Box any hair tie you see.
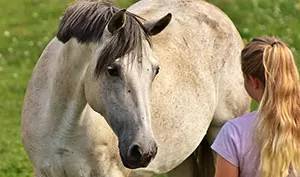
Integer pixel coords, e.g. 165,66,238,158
271,41,278,47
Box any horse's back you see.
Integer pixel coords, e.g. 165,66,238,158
128,0,250,175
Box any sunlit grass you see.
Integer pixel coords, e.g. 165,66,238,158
209,0,300,66
0,0,299,176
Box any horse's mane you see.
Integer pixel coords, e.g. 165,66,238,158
56,1,152,77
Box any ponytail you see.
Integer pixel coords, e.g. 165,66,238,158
241,36,300,177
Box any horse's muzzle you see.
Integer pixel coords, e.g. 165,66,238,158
120,141,158,169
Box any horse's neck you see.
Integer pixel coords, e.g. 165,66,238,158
46,38,91,129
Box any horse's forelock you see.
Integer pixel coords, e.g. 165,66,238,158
56,1,152,78
95,13,152,77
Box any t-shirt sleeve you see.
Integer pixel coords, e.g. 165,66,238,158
211,122,240,167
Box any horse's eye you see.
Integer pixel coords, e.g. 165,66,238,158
155,66,160,75
107,66,119,77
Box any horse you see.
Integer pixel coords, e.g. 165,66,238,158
21,1,171,176
21,0,250,177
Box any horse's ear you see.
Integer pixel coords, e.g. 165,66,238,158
108,9,127,34
144,13,172,36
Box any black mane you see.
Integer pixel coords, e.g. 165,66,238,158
57,1,152,77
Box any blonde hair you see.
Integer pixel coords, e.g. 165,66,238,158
241,36,300,177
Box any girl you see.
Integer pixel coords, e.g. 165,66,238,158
211,36,300,177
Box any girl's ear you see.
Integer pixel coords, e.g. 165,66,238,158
248,75,260,89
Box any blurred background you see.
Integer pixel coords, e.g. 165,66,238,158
0,0,299,176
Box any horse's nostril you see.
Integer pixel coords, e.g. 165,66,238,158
124,142,157,168
128,144,142,161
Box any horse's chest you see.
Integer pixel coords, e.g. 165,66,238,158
38,148,94,177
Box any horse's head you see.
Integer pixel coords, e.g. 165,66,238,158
57,2,171,169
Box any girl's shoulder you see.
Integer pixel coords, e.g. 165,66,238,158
217,111,258,142
211,111,258,167
211,111,258,166
227,111,257,130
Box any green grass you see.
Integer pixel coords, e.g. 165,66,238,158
0,0,299,176
209,0,300,65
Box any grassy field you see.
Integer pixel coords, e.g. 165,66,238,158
0,0,299,176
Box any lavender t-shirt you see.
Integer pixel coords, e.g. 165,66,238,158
211,111,260,177
211,111,297,177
